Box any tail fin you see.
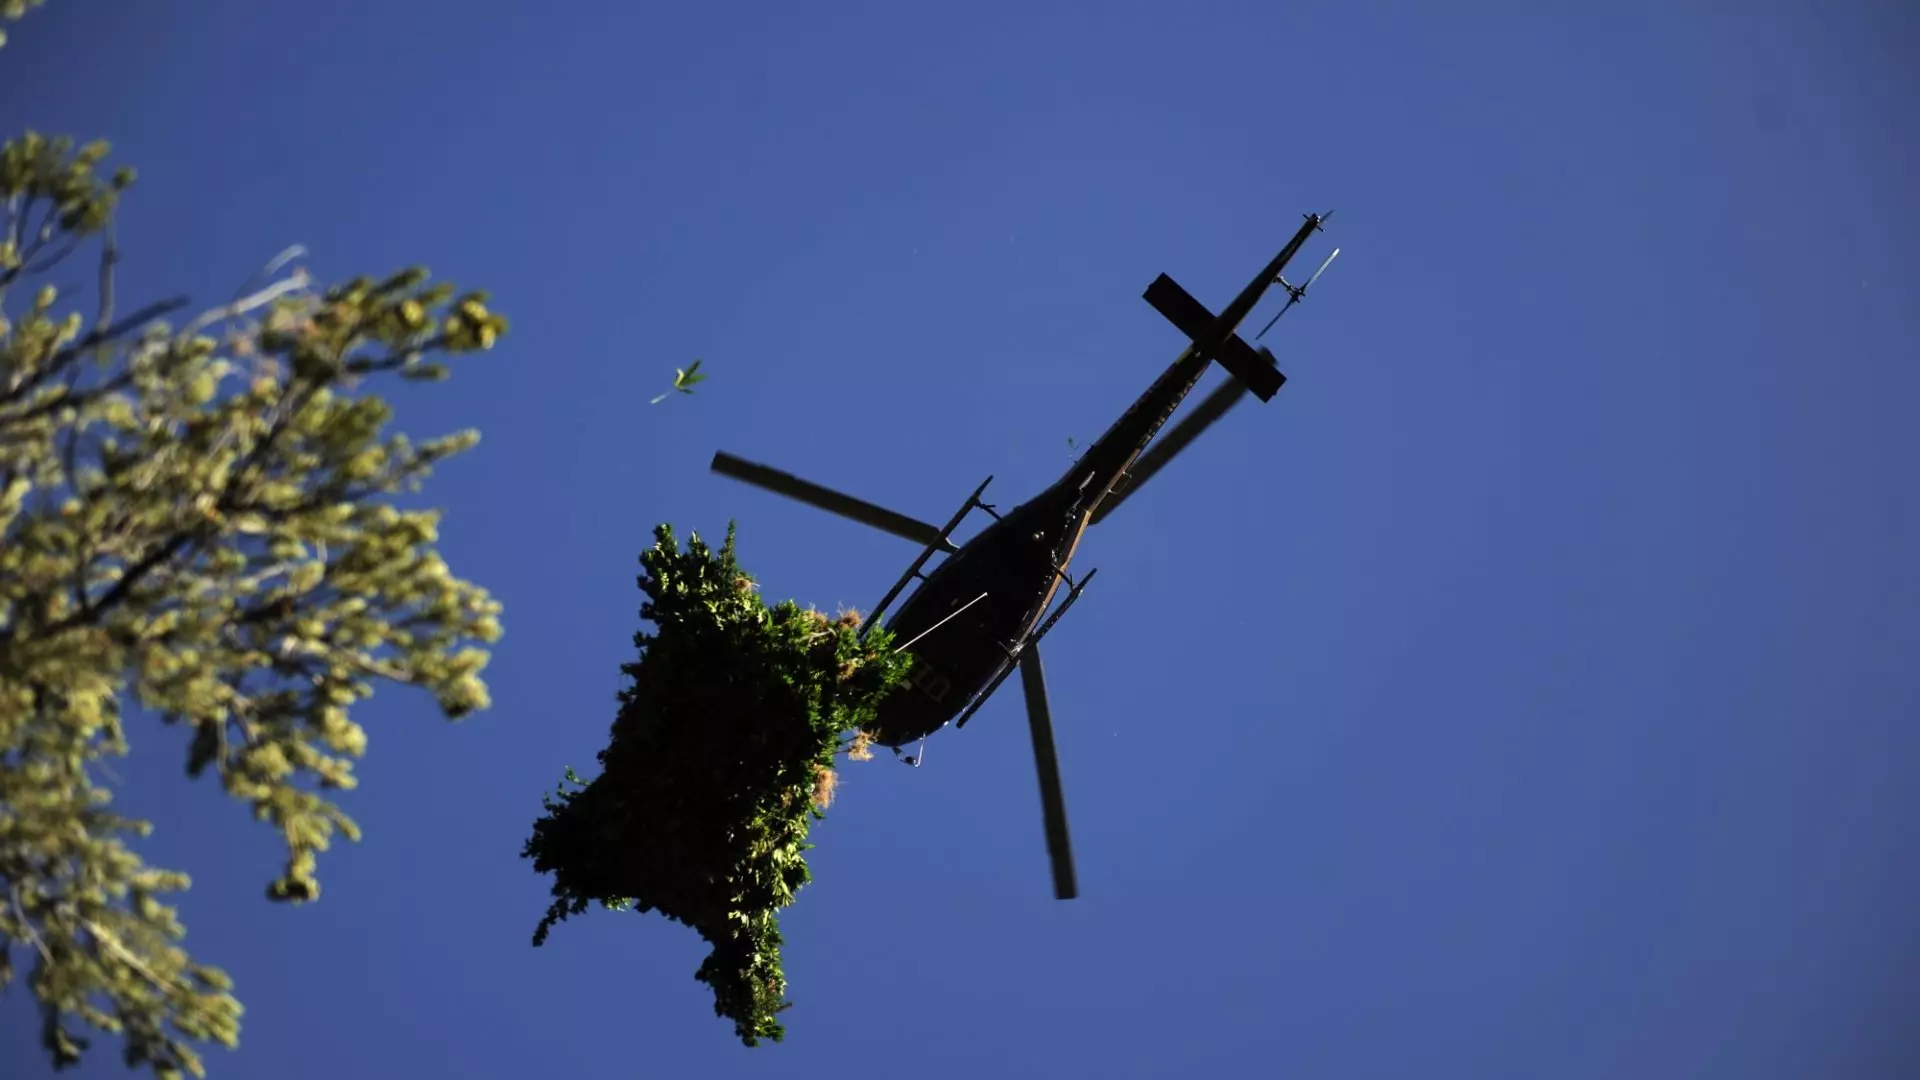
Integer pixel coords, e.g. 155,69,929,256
1142,273,1286,401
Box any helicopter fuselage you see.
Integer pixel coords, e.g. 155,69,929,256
869,344,1221,747
869,485,1084,747
858,212,1331,748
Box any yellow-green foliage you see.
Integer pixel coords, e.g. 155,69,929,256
0,1,49,50
0,132,506,1078
524,524,912,1047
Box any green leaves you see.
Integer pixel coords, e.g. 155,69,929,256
0,0,48,50
648,356,705,404
2,129,506,1076
522,524,911,1046
0,131,131,268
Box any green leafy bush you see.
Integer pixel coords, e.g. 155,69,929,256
523,523,911,1045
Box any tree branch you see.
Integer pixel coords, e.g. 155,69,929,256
61,419,91,615
84,918,192,998
8,347,326,648
9,885,53,968
0,198,59,291
0,194,42,290
3,193,23,258
178,273,309,341
0,295,190,411
19,232,82,277
31,530,199,642
94,223,118,336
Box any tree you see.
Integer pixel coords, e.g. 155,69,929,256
0,1,49,50
0,130,508,1077
523,524,912,1046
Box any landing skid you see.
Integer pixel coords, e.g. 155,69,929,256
859,475,995,641
894,558,1096,769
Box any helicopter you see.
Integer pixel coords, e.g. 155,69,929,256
710,211,1340,902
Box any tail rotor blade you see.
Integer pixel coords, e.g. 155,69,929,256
1253,297,1296,341
710,451,956,551
1019,646,1078,901
1254,247,1339,342
1301,247,1341,293
1091,376,1249,525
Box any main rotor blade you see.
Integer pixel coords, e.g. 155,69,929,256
711,451,956,551
1019,645,1078,901
1090,375,1249,525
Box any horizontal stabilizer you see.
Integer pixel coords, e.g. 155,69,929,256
1143,272,1214,340
1142,273,1286,402
1219,339,1285,402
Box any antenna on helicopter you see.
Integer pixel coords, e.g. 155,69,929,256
1254,246,1340,341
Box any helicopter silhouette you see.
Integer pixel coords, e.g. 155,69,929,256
710,211,1340,902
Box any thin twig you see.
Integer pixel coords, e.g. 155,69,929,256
19,232,82,276
4,193,22,254
217,670,262,751
5,199,56,283
61,419,90,614
179,273,310,341
9,886,53,967
0,295,190,410
94,222,118,336
233,244,307,303
0,195,44,289
84,918,192,997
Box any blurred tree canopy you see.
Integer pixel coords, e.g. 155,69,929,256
0,128,507,1077
524,524,912,1046
0,1,48,50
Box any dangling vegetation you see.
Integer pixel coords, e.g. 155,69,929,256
522,523,911,1046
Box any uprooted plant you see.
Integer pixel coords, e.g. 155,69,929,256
522,523,910,1046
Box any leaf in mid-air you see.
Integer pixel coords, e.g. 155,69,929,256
651,357,707,404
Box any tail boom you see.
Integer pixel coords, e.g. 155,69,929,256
1138,211,1327,402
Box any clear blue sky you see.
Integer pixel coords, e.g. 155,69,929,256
5,3,1917,1077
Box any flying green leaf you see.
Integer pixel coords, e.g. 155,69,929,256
649,357,707,404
